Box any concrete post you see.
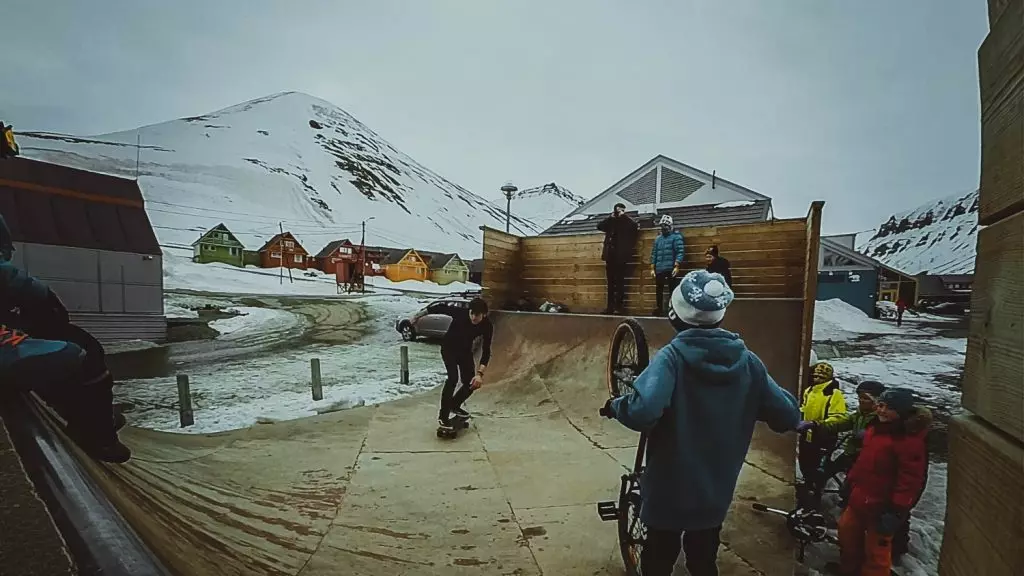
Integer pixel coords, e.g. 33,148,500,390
400,345,409,385
176,374,194,428
311,358,323,401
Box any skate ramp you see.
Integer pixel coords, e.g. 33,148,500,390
58,309,800,576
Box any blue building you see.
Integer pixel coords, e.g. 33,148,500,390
818,234,918,317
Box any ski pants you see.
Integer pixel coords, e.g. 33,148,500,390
798,436,830,507
838,505,893,576
604,260,627,311
641,525,722,576
653,272,680,314
0,325,86,398
439,347,475,420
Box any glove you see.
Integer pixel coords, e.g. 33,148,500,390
599,398,615,419
46,289,70,325
796,420,817,433
876,510,904,537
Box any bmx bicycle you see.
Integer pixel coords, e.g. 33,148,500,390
595,318,650,576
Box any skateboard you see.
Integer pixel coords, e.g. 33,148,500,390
436,415,469,439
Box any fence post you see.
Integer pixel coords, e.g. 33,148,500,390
177,374,194,428
400,345,409,385
311,358,323,401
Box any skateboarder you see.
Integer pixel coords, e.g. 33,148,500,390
414,297,492,431
600,270,801,576
0,214,130,463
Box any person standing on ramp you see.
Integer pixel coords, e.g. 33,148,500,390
599,270,801,576
597,202,638,315
415,297,493,431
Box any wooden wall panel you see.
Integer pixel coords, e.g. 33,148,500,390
962,210,1024,442
939,415,1024,576
480,227,524,308
799,202,824,391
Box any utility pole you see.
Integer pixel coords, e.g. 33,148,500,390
358,217,375,293
501,182,518,233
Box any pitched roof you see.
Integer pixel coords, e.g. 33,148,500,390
257,231,308,254
915,274,949,297
468,258,484,274
820,237,916,280
421,252,460,271
381,248,414,265
315,239,353,259
542,200,771,236
191,223,244,247
0,156,160,255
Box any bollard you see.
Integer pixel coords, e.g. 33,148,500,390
177,374,194,428
400,345,409,385
311,358,323,401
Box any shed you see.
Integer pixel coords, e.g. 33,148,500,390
192,223,245,267
0,156,165,343
818,235,918,316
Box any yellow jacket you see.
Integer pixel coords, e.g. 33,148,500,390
800,380,847,441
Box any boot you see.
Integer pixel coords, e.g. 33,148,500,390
65,372,131,464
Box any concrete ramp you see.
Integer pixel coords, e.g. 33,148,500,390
74,311,798,575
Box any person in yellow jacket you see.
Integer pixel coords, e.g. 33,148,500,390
795,361,848,508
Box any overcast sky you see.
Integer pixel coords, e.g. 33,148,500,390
2,1,987,234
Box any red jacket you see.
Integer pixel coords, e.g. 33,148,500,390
846,407,931,515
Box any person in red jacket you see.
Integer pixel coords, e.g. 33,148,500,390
836,387,930,576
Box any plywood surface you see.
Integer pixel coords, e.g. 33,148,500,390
980,71,1024,225
962,210,1024,442
939,415,1024,576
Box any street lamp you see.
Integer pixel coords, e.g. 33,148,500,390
500,182,518,233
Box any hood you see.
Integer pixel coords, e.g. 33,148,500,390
0,214,12,261
669,328,749,384
904,406,933,435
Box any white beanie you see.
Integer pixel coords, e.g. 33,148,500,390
669,269,735,326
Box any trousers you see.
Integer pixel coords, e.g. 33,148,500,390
439,348,475,420
654,272,680,314
838,505,893,576
605,261,627,311
641,526,722,576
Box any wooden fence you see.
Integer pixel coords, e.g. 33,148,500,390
482,202,824,316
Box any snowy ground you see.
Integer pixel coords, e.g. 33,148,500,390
161,246,480,297
120,292,450,434
805,299,965,576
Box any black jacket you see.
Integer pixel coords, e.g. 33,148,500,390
597,214,639,264
707,256,733,287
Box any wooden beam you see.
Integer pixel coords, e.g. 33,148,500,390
962,210,1024,442
798,201,825,392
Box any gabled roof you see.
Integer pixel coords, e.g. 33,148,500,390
0,156,160,255
468,258,484,274
570,154,771,219
542,201,770,236
381,248,416,265
820,237,916,280
257,231,308,254
191,223,244,247
315,239,353,259
422,252,462,271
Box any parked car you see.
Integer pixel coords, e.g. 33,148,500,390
395,294,475,341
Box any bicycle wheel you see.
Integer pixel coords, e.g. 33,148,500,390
618,478,646,576
607,319,650,398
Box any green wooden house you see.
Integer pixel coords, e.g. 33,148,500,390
424,252,470,285
192,223,245,266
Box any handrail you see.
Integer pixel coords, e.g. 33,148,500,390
0,393,170,576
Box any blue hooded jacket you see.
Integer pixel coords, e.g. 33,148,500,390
0,214,48,307
651,229,684,273
610,327,800,531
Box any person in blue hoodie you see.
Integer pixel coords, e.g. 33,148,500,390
600,270,801,576
0,214,130,463
650,214,685,316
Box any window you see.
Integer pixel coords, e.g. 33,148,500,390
203,244,216,252
229,247,239,256
284,240,295,248
294,254,304,263
271,251,281,259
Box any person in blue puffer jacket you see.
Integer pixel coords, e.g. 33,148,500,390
0,214,130,463
650,214,685,316
600,270,801,576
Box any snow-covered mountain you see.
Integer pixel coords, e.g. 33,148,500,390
857,189,979,275
495,182,587,232
19,91,541,257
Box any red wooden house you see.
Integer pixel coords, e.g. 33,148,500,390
257,232,310,270
316,239,387,282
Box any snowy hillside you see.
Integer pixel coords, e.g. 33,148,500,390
18,91,540,258
857,189,979,275
497,182,587,231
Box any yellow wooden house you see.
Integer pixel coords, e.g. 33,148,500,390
382,248,429,282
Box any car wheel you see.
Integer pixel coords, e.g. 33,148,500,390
401,324,416,341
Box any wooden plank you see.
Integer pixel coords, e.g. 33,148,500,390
980,0,1024,117
481,226,523,242
988,0,1016,28
962,210,1024,442
483,233,522,253
524,254,806,269
938,415,1024,576
981,74,1024,225
798,202,824,388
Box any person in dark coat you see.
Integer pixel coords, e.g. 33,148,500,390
0,214,130,463
704,245,733,287
597,203,638,314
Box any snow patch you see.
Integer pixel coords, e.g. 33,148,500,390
713,200,756,208
813,299,904,341
209,307,300,337
560,214,590,223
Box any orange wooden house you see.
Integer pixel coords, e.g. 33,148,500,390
382,248,430,282
257,232,310,270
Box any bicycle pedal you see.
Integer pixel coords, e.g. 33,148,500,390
596,501,619,521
